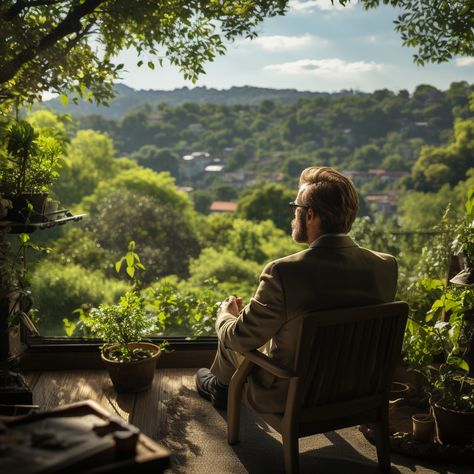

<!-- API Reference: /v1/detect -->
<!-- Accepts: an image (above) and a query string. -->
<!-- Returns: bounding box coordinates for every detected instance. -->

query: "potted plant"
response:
[402,189,474,445]
[0,119,63,222]
[404,284,474,445]
[82,241,162,392]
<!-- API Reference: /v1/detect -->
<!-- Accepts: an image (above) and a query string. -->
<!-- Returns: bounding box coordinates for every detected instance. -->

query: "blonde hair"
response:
[299,167,359,233]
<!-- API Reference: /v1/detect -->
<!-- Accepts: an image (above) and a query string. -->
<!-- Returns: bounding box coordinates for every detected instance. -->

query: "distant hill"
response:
[38,84,360,120]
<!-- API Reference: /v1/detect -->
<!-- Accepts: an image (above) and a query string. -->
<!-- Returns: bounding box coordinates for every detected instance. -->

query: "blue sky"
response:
[115,0,473,93]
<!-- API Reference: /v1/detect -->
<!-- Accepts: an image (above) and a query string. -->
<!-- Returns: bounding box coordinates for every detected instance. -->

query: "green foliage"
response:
[80,166,190,215]
[143,277,220,337]
[50,228,112,274]
[86,189,200,282]
[412,119,474,191]
[397,185,463,230]
[452,187,474,267]
[403,286,474,412]
[402,190,474,412]
[0,120,63,194]
[131,145,180,179]
[238,183,294,231]
[79,241,163,360]
[82,291,157,361]
[31,260,127,335]
[0,1,287,111]
[188,247,261,301]
[114,240,145,288]
[192,189,214,214]
[347,1,474,65]
[53,129,129,207]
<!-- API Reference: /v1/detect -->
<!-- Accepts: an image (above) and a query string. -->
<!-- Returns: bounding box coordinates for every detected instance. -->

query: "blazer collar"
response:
[309,234,358,249]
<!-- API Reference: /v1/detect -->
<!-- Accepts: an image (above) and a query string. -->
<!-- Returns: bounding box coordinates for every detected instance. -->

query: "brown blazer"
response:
[215,234,398,413]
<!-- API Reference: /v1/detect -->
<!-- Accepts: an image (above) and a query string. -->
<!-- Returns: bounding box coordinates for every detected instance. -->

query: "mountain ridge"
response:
[40,84,364,120]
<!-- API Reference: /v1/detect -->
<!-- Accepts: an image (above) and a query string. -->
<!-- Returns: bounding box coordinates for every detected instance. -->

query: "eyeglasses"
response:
[289,201,309,212]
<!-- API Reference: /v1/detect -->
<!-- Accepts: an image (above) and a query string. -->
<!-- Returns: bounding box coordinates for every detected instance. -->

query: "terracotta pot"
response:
[431,397,474,445]
[390,381,411,401]
[411,413,435,443]
[101,342,161,393]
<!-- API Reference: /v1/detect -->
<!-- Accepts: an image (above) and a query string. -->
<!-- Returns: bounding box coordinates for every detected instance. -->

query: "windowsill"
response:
[20,335,217,370]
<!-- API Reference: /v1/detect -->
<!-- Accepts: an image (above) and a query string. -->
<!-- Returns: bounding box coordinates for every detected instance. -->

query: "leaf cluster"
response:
[0,120,63,194]
[0,0,287,110]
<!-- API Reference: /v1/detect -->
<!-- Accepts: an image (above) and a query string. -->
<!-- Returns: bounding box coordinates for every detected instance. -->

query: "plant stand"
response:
[0,212,86,405]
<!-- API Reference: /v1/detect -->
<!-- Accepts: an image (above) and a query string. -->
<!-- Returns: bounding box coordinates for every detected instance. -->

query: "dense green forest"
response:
[20,82,474,336]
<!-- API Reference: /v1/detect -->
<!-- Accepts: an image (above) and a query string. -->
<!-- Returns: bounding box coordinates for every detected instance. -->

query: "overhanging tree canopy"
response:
[344,0,474,65]
[0,0,287,108]
[1,0,472,112]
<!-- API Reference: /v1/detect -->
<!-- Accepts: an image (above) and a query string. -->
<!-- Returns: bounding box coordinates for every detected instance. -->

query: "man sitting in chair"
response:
[195,167,398,412]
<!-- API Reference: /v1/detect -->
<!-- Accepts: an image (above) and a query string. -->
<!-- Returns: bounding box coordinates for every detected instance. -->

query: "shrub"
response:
[30,261,127,335]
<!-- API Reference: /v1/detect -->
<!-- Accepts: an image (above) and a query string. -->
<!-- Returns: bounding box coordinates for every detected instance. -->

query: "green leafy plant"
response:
[143,277,220,337]
[0,120,63,195]
[81,241,161,361]
[0,231,50,329]
[403,189,474,412]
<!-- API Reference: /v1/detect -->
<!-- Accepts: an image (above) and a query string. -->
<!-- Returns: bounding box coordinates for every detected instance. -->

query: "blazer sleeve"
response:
[215,260,286,354]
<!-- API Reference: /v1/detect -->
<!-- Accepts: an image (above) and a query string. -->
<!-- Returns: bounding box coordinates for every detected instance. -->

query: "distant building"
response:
[145,114,163,122]
[188,123,204,133]
[344,169,409,184]
[222,171,257,188]
[365,193,397,213]
[205,164,224,173]
[181,151,211,179]
[269,172,284,183]
[209,201,238,214]
[176,186,193,193]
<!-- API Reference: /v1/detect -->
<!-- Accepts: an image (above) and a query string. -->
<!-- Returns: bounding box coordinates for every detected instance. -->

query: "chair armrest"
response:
[243,350,296,379]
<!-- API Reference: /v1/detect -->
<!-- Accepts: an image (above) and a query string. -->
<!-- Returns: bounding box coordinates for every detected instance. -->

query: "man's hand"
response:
[218,295,243,317]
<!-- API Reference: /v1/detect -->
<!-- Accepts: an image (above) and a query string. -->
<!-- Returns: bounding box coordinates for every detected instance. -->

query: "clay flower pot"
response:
[430,394,474,445]
[411,413,435,443]
[101,342,161,393]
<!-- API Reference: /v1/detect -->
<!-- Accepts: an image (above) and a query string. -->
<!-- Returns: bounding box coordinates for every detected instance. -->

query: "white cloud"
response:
[289,0,357,12]
[252,34,328,51]
[264,58,384,76]
[455,57,474,67]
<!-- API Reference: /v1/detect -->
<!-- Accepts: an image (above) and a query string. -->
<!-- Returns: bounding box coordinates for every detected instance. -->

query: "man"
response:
[195,167,398,412]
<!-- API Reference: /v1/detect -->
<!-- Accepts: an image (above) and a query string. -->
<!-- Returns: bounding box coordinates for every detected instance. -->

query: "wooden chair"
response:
[227,301,409,474]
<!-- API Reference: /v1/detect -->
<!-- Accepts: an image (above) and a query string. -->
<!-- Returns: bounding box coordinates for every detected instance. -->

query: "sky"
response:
[113,0,474,94]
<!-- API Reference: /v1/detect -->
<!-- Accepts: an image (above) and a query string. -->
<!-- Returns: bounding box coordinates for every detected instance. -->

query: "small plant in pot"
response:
[403,190,474,445]
[404,289,474,445]
[82,241,163,393]
[0,119,63,222]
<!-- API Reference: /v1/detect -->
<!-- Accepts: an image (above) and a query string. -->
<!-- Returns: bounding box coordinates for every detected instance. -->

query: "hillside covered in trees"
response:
[22,81,474,336]
[44,81,474,194]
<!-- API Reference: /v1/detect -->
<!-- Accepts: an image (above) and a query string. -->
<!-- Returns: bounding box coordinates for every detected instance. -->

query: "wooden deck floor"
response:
[25,370,471,474]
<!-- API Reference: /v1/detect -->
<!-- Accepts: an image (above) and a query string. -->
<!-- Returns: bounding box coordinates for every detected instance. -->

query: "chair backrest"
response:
[293,302,408,410]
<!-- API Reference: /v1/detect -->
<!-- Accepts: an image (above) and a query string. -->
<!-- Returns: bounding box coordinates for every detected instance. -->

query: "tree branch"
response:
[2,0,65,20]
[0,0,105,84]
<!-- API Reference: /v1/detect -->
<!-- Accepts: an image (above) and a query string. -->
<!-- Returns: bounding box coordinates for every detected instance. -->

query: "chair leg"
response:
[373,406,391,472]
[227,359,254,445]
[227,386,241,445]
[282,428,299,474]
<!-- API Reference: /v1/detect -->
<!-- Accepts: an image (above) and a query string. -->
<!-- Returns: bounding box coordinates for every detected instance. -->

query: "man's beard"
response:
[291,211,307,243]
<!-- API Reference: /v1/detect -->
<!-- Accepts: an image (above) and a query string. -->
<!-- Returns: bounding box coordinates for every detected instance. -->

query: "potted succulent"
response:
[82,241,162,392]
[0,119,63,222]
